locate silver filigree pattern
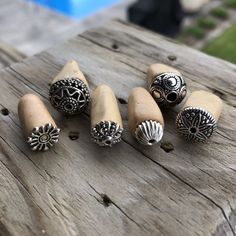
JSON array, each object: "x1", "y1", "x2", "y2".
[
  {"x1": 149, "y1": 72, "x2": 187, "y2": 106},
  {"x1": 91, "y1": 121, "x2": 123, "y2": 147},
  {"x1": 49, "y1": 77, "x2": 90, "y2": 115},
  {"x1": 176, "y1": 107, "x2": 217, "y2": 142},
  {"x1": 135, "y1": 120, "x2": 163, "y2": 146},
  {"x1": 27, "y1": 123, "x2": 60, "y2": 151}
]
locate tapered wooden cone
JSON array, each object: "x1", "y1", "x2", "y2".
[
  {"x1": 128, "y1": 87, "x2": 164, "y2": 146},
  {"x1": 49, "y1": 60, "x2": 90, "y2": 115},
  {"x1": 147, "y1": 64, "x2": 181, "y2": 84},
  {"x1": 147, "y1": 63, "x2": 187, "y2": 106},
  {"x1": 18, "y1": 94, "x2": 60, "y2": 151},
  {"x1": 176, "y1": 90, "x2": 223, "y2": 142},
  {"x1": 91, "y1": 85, "x2": 123, "y2": 147},
  {"x1": 52, "y1": 60, "x2": 88, "y2": 87}
]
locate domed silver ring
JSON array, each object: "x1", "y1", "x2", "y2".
[
  {"x1": 135, "y1": 120, "x2": 163, "y2": 146},
  {"x1": 149, "y1": 72, "x2": 187, "y2": 106},
  {"x1": 91, "y1": 121, "x2": 123, "y2": 147},
  {"x1": 49, "y1": 77, "x2": 90, "y2": 115}
]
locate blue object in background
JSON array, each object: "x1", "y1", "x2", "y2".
[{"x1": 31, "y1": 0, "x2": 120, "y2": 19}]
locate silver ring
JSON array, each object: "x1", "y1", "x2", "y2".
[
  {"x1": 176, "y1": 107, "x2": 217, "y2": 142},
  {"x1": 135, "y1": 120, "x2": 163, "y2": 146},
  {"x1": 27, "y1": 123, "x2": 60, "y2": 151},
  {"x1": 49, "y1": 77, "x2": 90, "y2": 115},
  {"x1": 91, "y1": 121, "x2": 123, "y2": 147},
  {"x1": 149, "y1": 72, "x2": 187, "y2": 106}
]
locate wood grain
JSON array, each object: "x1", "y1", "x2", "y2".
[
  {"x1": 0, "y1": 41, "x2": 25, "y2": 69},
  {"x1": 0, "y1": 20, "x2": 236, "y2": 236}
]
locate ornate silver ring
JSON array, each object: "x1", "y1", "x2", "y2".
[
  {"x1": 149, "y1": 72, "x2": 187, "y2": 106},
  {"x1": 49, "y1": 77, "x2": 90, "y2": 115},
  {"x1": 135, "y1": 120, "x2": 163, "y2": 146},
  {"x1": 91, "y1": 121, "x2": 123, "y2": 147},
  {"x1": 27, "y1": 123, "x2": 60, "y2": 151},
  {"x1": 176, "y1": 107, "x2": 217, "y2": 142}
]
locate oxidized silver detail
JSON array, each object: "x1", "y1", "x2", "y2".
[
  {"x1": 49, "y1": 77, "x2": 90, "y2": 115},
  {"x1": 135, "y1": 120, "x2": 163, "y2": 146},
  {"x1": 176, "y1": 107, "x2": 217, "y2": 142},
  {"x1": 91, "y1": 121, "x2": 123, "y2": 147},
  {"x1": 149, "y1": 72, "x2": 187, "y2": 106},
  {"x1": 27, "y1": 123, "x2": 60, "y2": 151}
]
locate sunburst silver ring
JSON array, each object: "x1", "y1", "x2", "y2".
[
  {"x1": 49, "y1": 77, "x2": 90, "y2": 115},
  {"x1": 27, "y1": 123, "x2": 60, "y2": 151},
  {"x1": 135, "y1": 120, "x2": 163, "y2": 146},
  {"x1": 91, "y1": 121, "x2": 123, "y2": 147},
  {"x1": 176, "y1": 107, "x2": 217, "y2": 142}
]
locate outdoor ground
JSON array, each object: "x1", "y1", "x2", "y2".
[
  {"x1": 178, "y1": 0, "x2": 236, "y2": 64},
  {"x1": 202, "y1": 23, "x2": 236, "y2": 64},
  {"x1": 0, "y1": 0, "x2": 134, "y2": 55}
]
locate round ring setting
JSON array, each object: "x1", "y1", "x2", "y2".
[
  {"x1": 135, "y1": 120, "x2": 163, "y2": 146},
  {"x1": 27, "y1": 123, "x2": 60, "y2": 151},
  {"x1": 176, "y1": 107, "x2": 217, "y2": 142},
  {"x1": 49, "y1": 77, "x2": 90, "y2": 115},
  {"x1": 149, "y1": 72, "x2": 187, "y2": 106},
  {"x1": 91, "y1": 121, "x2": 123, "y2": 147}
]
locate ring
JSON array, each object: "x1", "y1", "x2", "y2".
[
  {"x1": 149, "y1": 72, "x2": 187, "y2": 106},
  {"x1": 27, "y1": 123, "x2": 60, "y2": 151},
  {"x1": 176, "y1": 107, "x2": 217, "y2": 142},
  {"x1": 135, "y1": 120, "x2": 163, "y2": 146},
  {"x1": 91, "y1": 121, "x2": 123, "y2": 147},
  {"x1": 49, "y1": 77, "x2": 90, "y2": 115}
]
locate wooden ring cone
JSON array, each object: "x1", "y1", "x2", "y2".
[
  {"x1": 176, "y1": 90, "x2": 223, "y2": 142},
  {"x1": 18, "y1": 94, "x2": 60, "y2": 151},
  {"x1": 91, "y1": 85, "x2": 123, "y2": 147},
  {"x1": 49, "y1": 60, "x2": 90, "y2": 115},
  {"x1": 128, "y1": 87, "x2": 164, "y2": 146},
  {"x1": 147, "y1": 63, "x2": 187, "y2": 106}
]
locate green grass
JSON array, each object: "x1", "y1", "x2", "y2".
[
  {"x1": 210, "y1": 7, "x2": 229, "y2": 19},
  {"x1": 197, "y1": 17, "x2": 217, "y2": 29},
  {"x1": 202, "y1": 23, "x2": 236, "y2": 64},
  {"x1": 183, "y1": 26, "x2": 205, "y2": 39},
  {"x1": 224, "y1": 0, "x2": 236, "y2": 8}
]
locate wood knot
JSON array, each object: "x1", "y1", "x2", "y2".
[
  {"x1": 68, "y1": 131, "x2": 79, "y2": 140},
  {"x1": 161, "y1": 142, "x2": 174, "y2": 153},
  {"x1": 118, "y1": 98, "x2": 127, "y2": 104},
  {"x1": 112, "y1": 43, "x2": 119, "y2": 50},
  {"x1": 101, "y1": 194, "x2": 112, "y2": 207},
  {"x1": 1, "y1": 107, "x2": 9, "y2": 116},
  {"x1": 168, "y1": 55, "x2": 177, "y2": 61}
]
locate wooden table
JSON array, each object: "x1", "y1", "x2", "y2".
[
  {"x1": 0, "y1": 41, "x2": 25, "y2": 69},
  {"x1": 0, "y1": 20, "x2": 236, "y2": 236}
]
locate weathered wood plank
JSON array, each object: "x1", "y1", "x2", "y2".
[
  {"x1": 0, "y1": 20, "x2": 236, "y2": 236},
  {"x1": 0, "y1": 41, "x2": 25, "y2": 69}
]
